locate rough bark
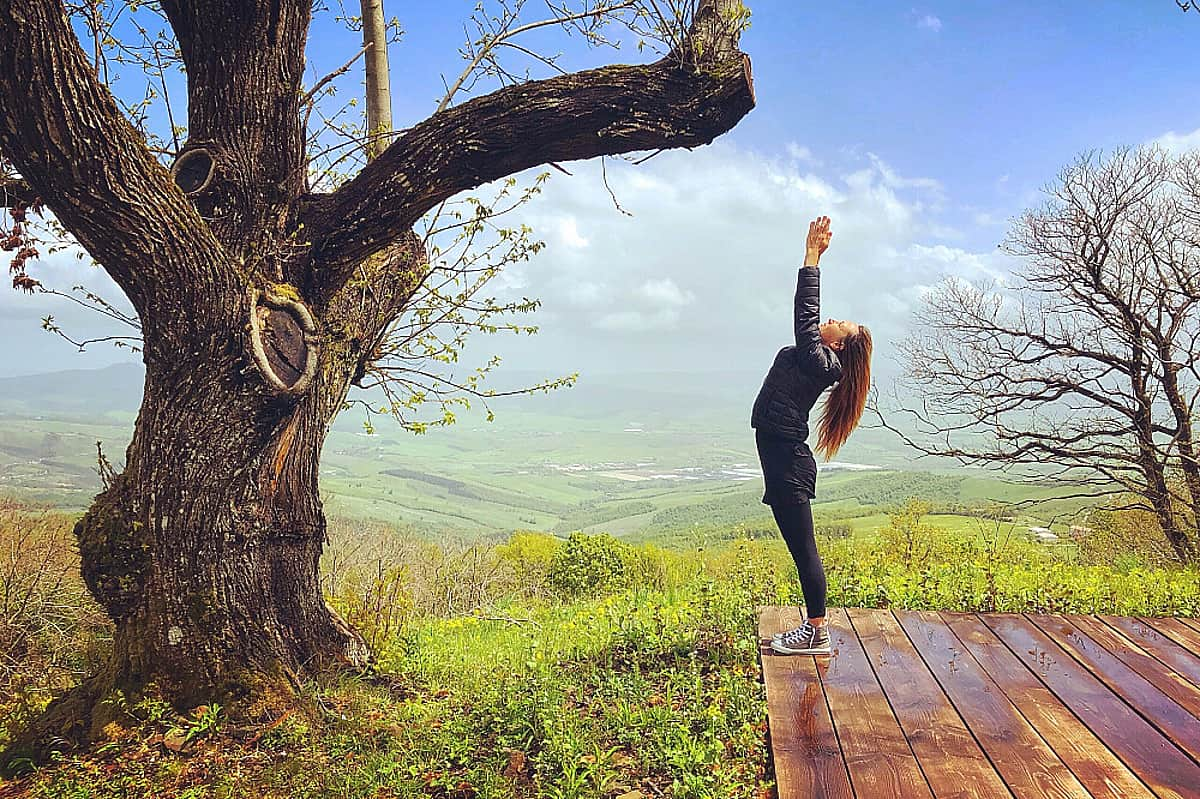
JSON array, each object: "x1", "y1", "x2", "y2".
[
  {"x1": 0, "y1": 0, "x2": 230, "y2": 320},
  {"x1": 0, "y1": 0, "x2": 755, "y2": 767},
  {"x1": 1156, "y1": 334, "x2": 1200, "y2": 539},
  {"x1": 1129, "y1": 342, "x2": 1195, "y2": 562},
  {"x1": 159, "y1": 0, "x2": 311, "y2": 259}
]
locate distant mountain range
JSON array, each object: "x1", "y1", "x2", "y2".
[
  {"x1": 0, "y1": 362, "x2": 968, "y2": 474},
  {"x1": 0, "y1": 362, "x2": 764, "y2": 422},
  {"x1": 0, "y1": 363, "x2": 144, "y2": 416}
]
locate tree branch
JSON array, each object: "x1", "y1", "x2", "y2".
[
  {"x1": 0, "y1": 168, "x2": 35, "y2": 208},
  {"x1": 159, "y1": 0, "x2": 311, "y2": 256},
  {"x1": 0, "y1": 0, "x2": 228, "y2": 321},
  {"x1": 301, "y1": 0, "x2": 754, "y2": 304},
  {"x1": 436, "y1": 1, "x2": 640, "y2": 114}
]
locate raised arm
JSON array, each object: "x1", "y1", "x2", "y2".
[{"x1": 793, "y1": 216, "x2": 842, "y2": 382}]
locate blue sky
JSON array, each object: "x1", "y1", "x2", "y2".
[
  {"x1": 3, "y1": 1, "x2": 1200, "y2": 382},
  {"x1": 341, "y1": 0, "x2": 1200, "y2": 249}
]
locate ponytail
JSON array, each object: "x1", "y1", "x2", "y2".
[{"x1": 815, "y1": 326, "x2": 873, "y2": 461}]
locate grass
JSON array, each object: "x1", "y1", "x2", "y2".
[
  {"x1": 4, "y1": 500, "x2": 1200, "y2": 797},
  {"x1": 3, "y1": 585, "x2": 775, "y2": 799}
]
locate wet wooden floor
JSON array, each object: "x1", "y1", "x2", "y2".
[{"x1": 759, "y1": 607, "x2": 1200, "y2": 799}]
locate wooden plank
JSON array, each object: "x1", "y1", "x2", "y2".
[
  {"x1": 761, "y1": 607, "x2": 854, "y2": 799},
  {"x1": 895, "y1": 611, "x2": 1090, "y2": 799},
  {"x1": 759, "y1": 605, "x2": 784, "y2": 652},
  {"x1": 1068, "y1": 615, "x2": 1200, "y2": 720},
  {"x1": 848, "y1": 608, "x2": 1014, "y2": 799},
  {"x1": 1028, "y1": 613, "x2": 1200, "y2": 764},
  {"x1": 984, "y1": 613, "x2": 1200, "y2": 799},
  {"x1": 1102, "y1": 615, "x2": 1200, "y2": 687},
  {"x1": 1177, "y1": 616, "x2": 1200, "y2": 636},
  {"x1": 757, "y1": 605, "x2": 777, "y2": 638},
  {"x1": 1143, "y1": 616, "x2": 1200, "y2": 654},
  {"x1": 822, "y1": 607, "x2": 934, "y2": 798},
  {"x1": 941, "y1": 613, "x2": 1155, "y2": 799}
]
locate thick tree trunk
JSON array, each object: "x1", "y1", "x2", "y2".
[
  {"x1": 86, "y1": 376, "x2": 366, "y2": 702},
  {"x1": 1132, "y1": 374, "x2": 1196, "y2": 564},
  {"x1": 4, "y1": 312, "x2": 373, "y2": 768},
  {"x1": 2, "y1": 228, "x2": 427, "y2": 769},
  {"x1": 1159, "y1": 360, "x2": 1200, "y2": 537}
]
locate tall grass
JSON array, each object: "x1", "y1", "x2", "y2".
[{"x1": 2, "y1": 498, "x2": 1198, "y2": 797}]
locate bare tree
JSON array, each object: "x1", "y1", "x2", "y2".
[
  {"x1": 884, "y1": 147, "x2": 1200, "y2": 564},
  {"x1": 0, "y1": 0, "x2": 755, "y2": 762}
]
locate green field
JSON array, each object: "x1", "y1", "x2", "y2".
[{"x1": 0, "y1": 370, "x2": 1101, "y2": 544}]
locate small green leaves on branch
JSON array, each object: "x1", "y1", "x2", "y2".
[{"x1": 346, "y1": 172, "x2": 575, "y2": 433}]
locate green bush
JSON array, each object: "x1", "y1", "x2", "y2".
[
  {"x1": 547, "y1": 532, "x2": 633, "y2": 598},
  {"x1": 622, "y1": 542, "x2": 698, "y2": 592},
  {"x1": 494, "y1": 530, "x2": 562, "y2": 597},
  {"x1": 1079, "y1": 504, "x2": 1189, "y2": 569}
]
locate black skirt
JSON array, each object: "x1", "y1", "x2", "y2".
[{"x1": 755, "y1": 430, "x2": 817, "y2": 505}]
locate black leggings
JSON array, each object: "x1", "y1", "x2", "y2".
[{"x1": 770, "y1": 501, "x2": 827, "y2": 620}]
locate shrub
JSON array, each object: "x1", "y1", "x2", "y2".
[
  {"x1": 879, "y1": 499, "x2": 939, "y2": 568},
  {"x1": 0, "y1": 500, "x2": 111, "y2": 740},
  {"x1": 494, "y1": 530, "x2": 562, "y2": 597},
  {"x1": 547, "y1": 532, "x2": 632, "y2": 598},
  {"x1": 1079, "y1": 504, "x2": 1190, "y2": 569},
  {"x1": 816, "y1": 522, "x2": 852, "y2": 539}
]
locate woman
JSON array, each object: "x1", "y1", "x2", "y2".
[{"x1": 751, "y1": 216, "x2": 872, "y2": 655}]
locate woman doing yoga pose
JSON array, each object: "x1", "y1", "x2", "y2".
[{"x1": 751, "y1": 216, "x2": 873, "y2": 655}]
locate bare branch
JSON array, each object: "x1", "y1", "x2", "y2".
[
  {"x1": 888, "y1": 146, "x2": 1200, "y2": 562},
  {"x1": 436, "y1": 1, "x2": 640, "y2": 113},
  {"x1": 303, "y1": 43, "x2": 372, "y2": 108}
]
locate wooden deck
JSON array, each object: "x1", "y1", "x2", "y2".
[{"x1": 759, "y1": 607, "x2": 1200, "y2": 799}]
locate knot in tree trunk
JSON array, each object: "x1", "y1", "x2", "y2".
[{"x1": 73, "y1": 474, "x2": 147, "y2": 622}]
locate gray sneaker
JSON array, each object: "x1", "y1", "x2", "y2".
[
  {"x1": 770, "y1": 622, "x2": 831, "y2": 655},
  {"x1": 772, "y1": 617, "x2": 808, "y2": 640}
]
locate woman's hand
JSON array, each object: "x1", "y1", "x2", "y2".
[{"x1": 804, "y1": 216, "x2": 833, "y2": 266}]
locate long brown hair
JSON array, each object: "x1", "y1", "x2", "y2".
[{"x1": 815, "y1": 326, "x2": 873, "y2": 461}]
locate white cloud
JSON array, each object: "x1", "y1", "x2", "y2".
[
  {"x1": 786, "y1": 143, "x2": 819, "y2": 165},
  {"x1": 636, "y1": 278, "x2": 693, "y2": 308},
  {"x1": 867, "y1": 153, "x2": 943, "y2": 194},
  {"x1": 916, "y1": 14, "x2": 943, "y2": 32},
  {"x1": 6, "y1": 143, "x2": 1018, "y2": 385},
  {"x1": 595, "y1": 307, "x2": 683, "y2": 332},
  {"x1": 556, "y1": 217, "x2": 589, "y2": 248},
  {"x1": 458, "y1": 142, "x2": 1014, "y2": 378},
  {"x1": 1154, "y1": 127, "x2": 1200, "y2": 155},
  {"x1": 904, "y1": 243, "x2": 1008, "y2": 284},
  {"x1": 566, "y1": 281, "x2": 605, "y2": 307}
]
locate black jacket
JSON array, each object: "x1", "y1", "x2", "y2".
[{"x1": 751, "y1": 266, "x2": 843, "y2": 442}]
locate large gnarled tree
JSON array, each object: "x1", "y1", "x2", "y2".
[{"x1": 0, "y1": 0, "x2": 754, "y2": 758}]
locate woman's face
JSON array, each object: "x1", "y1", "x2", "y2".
[{"x1": 820, "y1": 319, "x2": 860, "y2": 351}]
